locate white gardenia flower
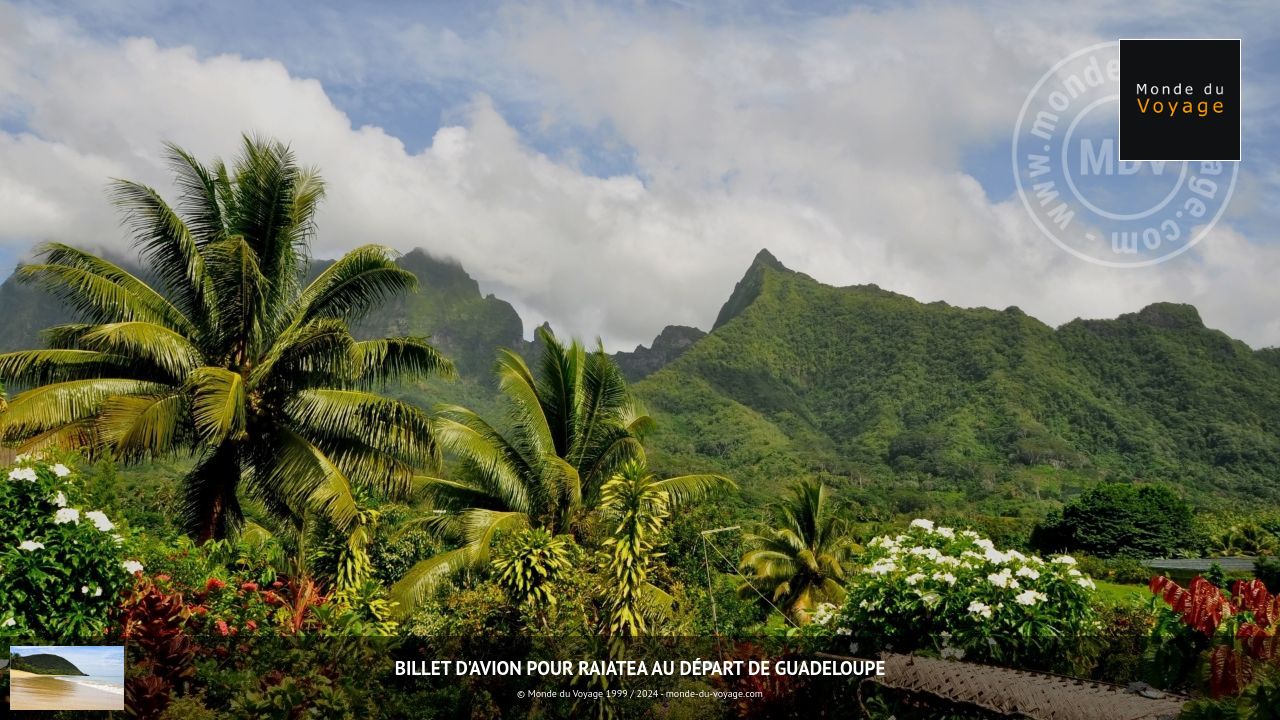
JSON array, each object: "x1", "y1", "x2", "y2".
[
  {"x1": 936, "y1": 527, "x2": 955, "y2": 539},
  {"x1": 54, "y1": 508, "x2": 80, "y2": 524},
  {"x1": 93, "y1": 587, "x2": 103, "y2": 597},
  {"x1": 835, "y1": 627, "x2": 852, "y2": 636},
  {"x1": 80, "y1": 585, "x2": 89, "y2": 594},
  {"x1": 987, "y1": 570, "x2": 1019, "y2": 589},
  {"x1": 1052, "y1": 555, "x2": 1077, "y2": 566},
  {"x1": 8, "y1": 467, "x2": 37, "y2": 482},
  {"x1": 84, "y1": 510, "x2": 115, "y2": 532},
  {"x1": 967, "y1": 601, "x2": 993, "y2": 618},
  {"x1": 983, "y1": 548, "x2": 1009, "y2": 564},
  {"x1": 920, "y1": 591, "x2": 941, "y2": 608},
  {"x1": 905, "y1": 573, "x2": 926, "y2": 586},
  {"x1": 909, "y1": 518, "x2": 935, "y2": 532},
  {"x1": 1015, "y1": 566, "x2": 1040, "y2": 580},
  {"x1": 121, "y1": 560, "x2": 144, "y2": 574},
  {"x1": 974, "y1": 538, "x2": 996, "y2": 551},
  {"x1": 18, "y1": 540, "x2": 45, "y2": 551},
  {"x1": 1015, "y1": 589, "x2": 1048, "y2": 606},
  {"x1": 51, "y1": 491, "x2": 67, "y2": 507},
  {"x1": 1077, "y1": 577, "x2": 1097, "y2": 590},
  {"x1": 52, "y1": 464, "x2": 71, "y2": 477},
  {"x1": 933, "y1": 572, "x2": 957, "y2": 585},
  {"x1": 866, "y1": 560, "x2": 898, "y2": 575}
]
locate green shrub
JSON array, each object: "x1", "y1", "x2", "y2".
[
  {"x1": 0, "y1": 458, "x2": 141, "y2": 640},
  {"x1": 1031, "y1": 483, "x2": 1198, "y2": 558},
  {"x1": 823, "y1": 520, "x2": 1099, "y2": 673},
  {"x1": 1256, "y1": 556, "x2": 1280, "y2": 589}
]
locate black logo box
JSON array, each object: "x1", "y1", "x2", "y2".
[{"x1": 1119, "y1": 38, "x2": 1241, "y2": 162}]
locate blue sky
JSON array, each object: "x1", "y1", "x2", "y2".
[
  {"x1": 11, "y1": 645, "x2": 124, "y2": 677},
  {"x1": 1, "y1": 0, "x2": 1278, "y2": 348}
]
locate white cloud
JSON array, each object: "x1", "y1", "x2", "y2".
[{"x1": 0, "y1": 0, "x2": 1278, "y2": 351}]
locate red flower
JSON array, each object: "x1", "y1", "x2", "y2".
[
  {"x1": 271, "y1": 581, "x2": 284, "y2": 589},
  {"x1": 245, "y1": 620, "x2": 258, "y2": 631},
  {"x1": 205, "y1": 578, "x2": 226, "y2": 592},
  {"x1": 240, "y1": 582, "x2": 259, "y2": 592},
  {"x1": 215, "y1": 620, "x2": 229, "y2": 637}
]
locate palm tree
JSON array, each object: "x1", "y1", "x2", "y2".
[
  {"x1": 0, "y1": 137, "x2": 453, "y2": 541},
  {"x1": 392, "y1": 327, "x2": 727, "y2": 611},
  {"x1": 599, "y1": 459, "x2": 680, "y2": 637},
  {"x1": 738, "y1": 478, "x2": 851, "y2": 624}
]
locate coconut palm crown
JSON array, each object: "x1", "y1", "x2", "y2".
[
  {"x1": 0, "y1": 137, "x2": 453, "y2": 541},
  {"x1": 738, "y1": 478, "x2": 851, "y2": 624},
  {"x1": 392, "y1": 327, "x2": 728, "y2": 610}
]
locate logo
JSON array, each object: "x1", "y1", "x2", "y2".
[{"x1": 1012, "y1": 42, "x2": 1238, "y2": 267}]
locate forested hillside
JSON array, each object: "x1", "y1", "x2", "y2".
[
  {"x1": 3, "y1": 245, "x2": 1276, "y2": 514},
  {"x1": 634, "y1": 250, "x2": 1280, "y2": 511}
]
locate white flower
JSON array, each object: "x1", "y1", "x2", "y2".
[
  {"x1": 987, "y1": 570, "x2": 1019, "y2": 589},
  {"x1": 1015, "y1": 566, "x2": 1040, "y2": 580},
  {"x1": 121, "y1": 560, "x2": 144, "y2": 574},
  {"x1": 1015, "y1": 589, "x2": 1048, "y2": 606},
  {"x1": 14, "y1": 453, "x2": 31, "y2": 463},
  {"x1": 84, "y1": 510, "x2": 114, "y2": 532},
  {"x1": 941, "y1": 646, "x2": 966, "y2": 660},
  {"x1": 18, "y1": 540, "x2": 44, "y2": 551},
  {"x1": 1006, "y1": 550, "x2": 1026, "y2": 562},
  {"x1": 2, "y1": 617, "x2": 15, "y2": 627},
  {"x1": 909, "y1": 518, "x2": 935, "y2": 532},
  {"x1": 52, "y1": 463, "x2": 71, "y2": 477},
  {"x1": 960, "y1": 530, "x2": 980, "y2": 538},
  {"x1": 866, "y1": 560, "x2": 898, "y2": 575},
  {"x1": 936, "y1": 527, "x2": 955, "y2": 539},
  {"x1": 51, "y1": 491, "x2": 67, "y2": 507},
  {"x1": 920, "y1": 591, "x2": 941, "y2": 608},
  {"x1": 835, "y1": 627, "x2": 852, "y2": 636},
  {"x1": 983, "y1": 547, "x2": 1009, "y2": 564},
  {"x1": 967, "y1": 601, "x2": 993, "y2": 618},
  {"x1": 1068, "y1": 568, "x2": 1082, "y2": 577},
  {"x1": 53, "y1": 508, "x2": 80, "y2": 524},
  {"x1": 93, "y1": 587, "x2": 102, "y2": 597},
  {"x1": 1076, "y1": 577, "x2": 1096, "y2": 590},
  {"x1": 7, "y1": 467, "x2": 37, "y2": 482},
  {"x1": 80, "y1": 585, "x2": 89, "y2": 594},
  {"x1": 933, "y1": 572, "x2": 957, "y2": 585},
  {"x1": 905, "y1": 573, "x2": 926, "y2": 586},
  {"x1": 974, "y1": 539, "x2": 995, "y2": 551},
  {"x1": 1051, "y1": 555, "x2": 1077, "y2": 566}
]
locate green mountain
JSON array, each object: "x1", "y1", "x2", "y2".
[
  {"x1": 11, "y1": 653, "x2": 87, "y2": 676},
  {"x1": 3, "y1": 244, "x2": 1278, "y2": 518},
  {"x1": 633, "y1": 250, "x2": 1280, "y2": 513}
]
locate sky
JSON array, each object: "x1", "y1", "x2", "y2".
[
  {"x1": 10, "y1": 645, "x2": 124, "y2": 677},
  {"x1": 1, "y1": 0, "x2": 1278, "y2": 350}
]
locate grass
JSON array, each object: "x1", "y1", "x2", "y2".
[{"x1": 1094, "y1": 580, "x2": 1149, "y2": 607}]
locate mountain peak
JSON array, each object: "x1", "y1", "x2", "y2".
[
  {"x1": 712, "y1": 249, "x2": 791, "y2": 330},
  {"x1": 1131, "y1": 302, "x2": 1204, "y2": 330},
  {"x1": 750, "y1": 248, "x2": 787, "y2": 272}
]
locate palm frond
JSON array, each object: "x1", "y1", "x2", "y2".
[
  {"x1": 0, "y1": 378, "x2": 168, "y2": 443},
  {"x1": 293, "y1": 245, "x2": 417, "y2": 325},
  {"x1": 186, "y1": 367, "x2": 246, "y2": 445}
]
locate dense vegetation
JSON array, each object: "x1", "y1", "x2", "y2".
[
  {"x1": 5, "y1": 139, "x2": 1280, "y2": 718},
  {"x1": 11, "y1": 652, "x2": 87, "y2": 676}
]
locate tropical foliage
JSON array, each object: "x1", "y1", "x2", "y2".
[
  {"x1": 737, "y1": 478, "x2": 851, "y2": 624},
  {"x1": 392, "y1": 327, "x2": 726, "y2": 611},
  {"x1": 1032, "y1": 483, "x2": 1199, "y2": 558},
  {"x1": 0, "y1": 457, "x2": 141, "y2": 639},
  {"x1": 827, "y1": 520, "x2": 1099, "y2": 673},
  {"x1": 0, "y1": 137, "x2": 452, "y2": 541}
]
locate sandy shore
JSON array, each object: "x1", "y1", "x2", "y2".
[{"x1": 9, "y1": 669, "x2": 125, "y2": 711}]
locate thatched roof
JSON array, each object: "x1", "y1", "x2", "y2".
[{"x1": 818, "y1": 653, "x2": 1187, "y2": 720}]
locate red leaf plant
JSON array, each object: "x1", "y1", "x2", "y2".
[{"x1": 1151, "y1": 575, "x2": 1279, "y2": 697}]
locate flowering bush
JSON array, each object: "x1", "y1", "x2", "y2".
[
  {"x1": 820, "y1": 519, "x2": 1099, "y2": 672},
  {"x1": 0, "y1": 457, "x2": 142, "y2": 639}
]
